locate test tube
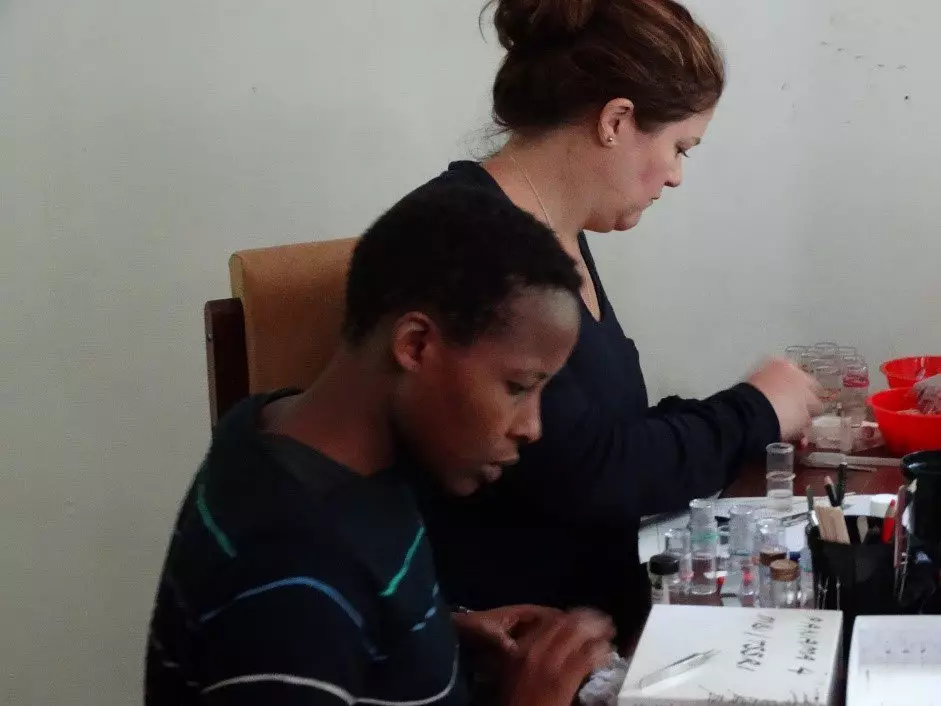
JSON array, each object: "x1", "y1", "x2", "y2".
[
  {"x1": 767, "y1": 442, "x2": 794, "y2": 474},
  {"x1": 837, "y1": 346, "x2": 858, "y2": 363},
  {"x1": 812, "y1": 342, "x2": 840, "y2": 360},
  {"x1": 688, "y1": 499, "x2": 719, "y2": 596},
  {"x1": 785, "y1": 346, "x2": 808, "y2": 366},
  {"x1": 728, "y1": 504, "x2": 757, "y2": 598},
  {"x1": 717, "y1": 526, "x2": 731, "y2": 575},
  {"x1": 767, "y1": 471, "x2": 795, "y2": 512},
  {"x1": 767, "y1": 443, "x2": 795, "y2": 510},
  {"x1": 812, "y1": 362, "x2": 843, "y2": 413},
  {"x1": 754, "y1": 518, "x2": 786, "y2": 608},
  {"x1": 663, "y1": 527, "x2": 692, "y2": 593}
]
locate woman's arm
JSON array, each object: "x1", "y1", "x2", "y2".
[{"x1": 512, "y1": 366, "x2": 781, "y2": 520}]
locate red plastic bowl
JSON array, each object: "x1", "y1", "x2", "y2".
[
  {"x1": 880, "y1": 356, "x2": 941, "y2": 388},
  {"x1": 868, "y1": 388, "x2": 941, "y2": 456}
]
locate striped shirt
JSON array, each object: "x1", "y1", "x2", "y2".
[{"x1": 146, "y1": 391, "x2": 469, "y2": 706}]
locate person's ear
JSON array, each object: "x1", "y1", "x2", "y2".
[
  {"x1": 597, "y1": 98, "x2": 635, "y2": 147},
  {"x1": 389, "y1": 312, "x2": 441, "y2": 372}
]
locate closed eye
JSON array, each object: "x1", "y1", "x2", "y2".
[{"x1": 506, "y1": 381, "x2": 530, "y2": 396}]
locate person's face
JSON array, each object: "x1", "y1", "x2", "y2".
[
  {"x1": 389, "y1": 287, "x2": 580, "y2": 496},
  {"x1": 586, "y1": 104, "x2": 714, "y2": 233}
]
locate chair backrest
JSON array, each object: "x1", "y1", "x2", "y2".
[{"x1": 231, "y1": 237, "x2": 358, "y2": 394}]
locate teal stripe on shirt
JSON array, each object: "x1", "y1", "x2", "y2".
[
  {"x1": 379, "y1": 526, "x2": 425, "y2": 598},
  {"x1": 197, "y1": 482, "x2": 237, "y2": 558}
]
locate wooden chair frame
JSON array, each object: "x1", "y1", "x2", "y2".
[{"x1": 204, "y1": 298, "x2": 250, "y2": 427}]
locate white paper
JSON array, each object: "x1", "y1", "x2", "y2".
[
  {"x1": 847, "y1": 616, "x2": 941, "y2": 706},
  {"x1": 619, "y1": 605, "x2": 842, "y2": 705}
]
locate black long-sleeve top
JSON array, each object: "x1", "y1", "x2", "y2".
[{"x1": 415, "y1": 161, "x2": 781, "y2": 640}]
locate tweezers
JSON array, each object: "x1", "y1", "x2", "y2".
[{"x1": 636, "y1": 649, "x2": 720, "y2": 690}]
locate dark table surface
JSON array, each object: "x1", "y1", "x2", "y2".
[{"x1": 725, "y1": 451, "x2": 904, "y2": 499}]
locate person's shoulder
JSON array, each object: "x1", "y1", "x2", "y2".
[{"x1": 407, "y1": 160, "x2": 501, "y2": 198}]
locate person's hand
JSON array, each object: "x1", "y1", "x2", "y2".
[
  {"x1": 501, "y1": 609, "x2": 615, "y2": 706},
  {"x1": 452, "y1": 605, "x2": 564, "y2": 657},
  {"x1": 747, "y1": 358, "x2": 823, "y2": 440}
]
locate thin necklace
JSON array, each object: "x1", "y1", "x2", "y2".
[{"x1": 507, "y1": 153, "x2": 554, "y2": 231}]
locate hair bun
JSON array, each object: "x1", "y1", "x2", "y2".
[{"x1": 487, "y1": 0, "x2": 600, "y2": 52}]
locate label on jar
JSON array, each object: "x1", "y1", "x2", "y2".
[{"x1": 690, "y1": 529, "x2": 718, "y2": 544}]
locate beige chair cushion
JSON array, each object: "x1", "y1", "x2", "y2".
[{"x1": 230, "y1": 238, "x2": 358, "y2": 394}]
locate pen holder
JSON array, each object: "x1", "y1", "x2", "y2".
[{"x1": 808, "y1": 515, "x2": 896, "y2": 652}]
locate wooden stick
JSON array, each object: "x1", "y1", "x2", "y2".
[{"x1": 816, "y1": 505, "x2": 851, "y2": 544}]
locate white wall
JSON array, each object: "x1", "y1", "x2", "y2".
[
  {"x1": 0, "y1": 2, "x2": 498, "y2": 703},
  {"x1": 598, "y1": 0, "x2": 941, "y2": 398},
  {"x1": 1, "y1": 1, "x2": 939, "y2": 703}
]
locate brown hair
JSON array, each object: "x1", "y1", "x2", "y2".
[{"x1": 484, "y1": 0, "x2": 725, "y2": 134}]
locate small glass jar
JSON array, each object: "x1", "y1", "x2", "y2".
[
  {"x1": 770, "y1": 559, "x2": 800, "y2": 608},
  {"x1": 758, "y1": 548, "x2": 787, "y2": 607},
  {"x1": 785, "y1": 345, "x2": 808, "y2": 366},
  {"x1": 842, "y1": 361, "x2": 871, "y2": 424},
  {"x1": 648, "y1": 553, "x2": 682, "y2": 605}
]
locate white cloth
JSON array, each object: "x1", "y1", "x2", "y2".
[{"x1": 579, "y1": 652, "x2": 631, "y2": 706}]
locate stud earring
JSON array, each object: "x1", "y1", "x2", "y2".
[{"x1": 606, "y1": 136, "x2": 615, "y2": 143}]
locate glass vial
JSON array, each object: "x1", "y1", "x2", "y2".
[
  {"x1": 727, "y1": 504, "x2": 758, "y2": 598},
  {"x1": 648, "y1": 554, "x2": 682, "y2": 605},
  {"x1": 663, "y1": 527, "x2": 693, "y2": 594},
  {"x1": 688, "y1": 499, "x2": 718, "y2": 596},
  {"x1": 770, "y1": 559, "x2": 800, "y2": 608},
  {"x1": 759, "y1": 547, "x2": 787, "y2": 607}
]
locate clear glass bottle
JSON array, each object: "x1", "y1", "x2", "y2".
[
  {"x1": 770, "y1": 559, "x2": 800, "y2": 608},
  {"x1": 842, "y1": 361, "x2": 870, "y2": 424},
  {"x1": 758, "y1": 546, "x2": 787, "y2": 607},
  {"x1": 688, "y1": 499, "x2": 718, "y2": 596},
  {"x1": 726, "y1": 504, "x2": 757, "y2": 598},
  {"x1": 648, "y1": 554, "x2": 682, "y2": 605},
  {"x1": 663, "y1": 527, "x2": 692, "y2": 594}
]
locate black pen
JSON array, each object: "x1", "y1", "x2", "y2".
[
  {"x1": 824, "y1": 476, "x2": 838, "y2": 507},
  {"x1": 836, "y1": 462, "x2": 848, "y2": 507}
]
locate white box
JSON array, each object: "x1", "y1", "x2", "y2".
[
  {"x1": 847, "y1": 615, "x2": 941, "y2": 706},
  {"x1": 619, "y1": 605, "x2": 842, "y2": 705}
]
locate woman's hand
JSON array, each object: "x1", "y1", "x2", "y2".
[
  {"x1": 747, "y1": 358, "x2": 823, "y2": 440},
  {"x1": 452, "y1": 604, "x2": 565, "y2": 657},
  {"x1": 501, "y1": 608, "x2": 615, "y2": 706}
]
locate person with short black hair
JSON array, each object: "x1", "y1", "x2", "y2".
[{"x1": 145, "y1": 185, "x2": 613, "y2": 706}]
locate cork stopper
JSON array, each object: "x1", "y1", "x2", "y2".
[
  {"x1": 770, "y1": 558, "x2": 800, "y2": 582},
  {"x1": 760, "y1": 548, "x2": 787, "y2": 567}
]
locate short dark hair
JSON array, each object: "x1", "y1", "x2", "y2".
[
  {"x1": 485, "y1": 0, "x2": 725, "y2": 134},
  {"x1": 342, "y1": 185, "x2": 581, "y2": 346}
]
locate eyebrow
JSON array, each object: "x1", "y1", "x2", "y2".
[{"x1": 690, "y1": 137, "x2": 702, "y2": 146}]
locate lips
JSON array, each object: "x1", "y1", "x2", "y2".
[
  {"x1": 480, "y1": 464, "x2": 504, "y2": 483},
  {"x1": 480, "y1": 457, "x2": 519, "y2": 483}
]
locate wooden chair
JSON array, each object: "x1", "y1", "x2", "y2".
[{"x1": 204, "y1": 237, "x2": 358, "y2": 426}]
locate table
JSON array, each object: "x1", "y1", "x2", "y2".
[
  {"x1": 630, "y1": 454, "x2": 905, "y2": 704},
  {"x1": 725, "y1": 453, "x2": 904, "y2": 499},
  {"x1": 638, "y1": 450, "x2": 904, "y2": 564}
]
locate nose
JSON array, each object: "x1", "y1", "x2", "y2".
[
  {"x1": 666, "y1": 161, "x2": 683, "y2": 188},
  {"x1": 510, "y1": 398, "x2": 542, "y2": 445}
]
